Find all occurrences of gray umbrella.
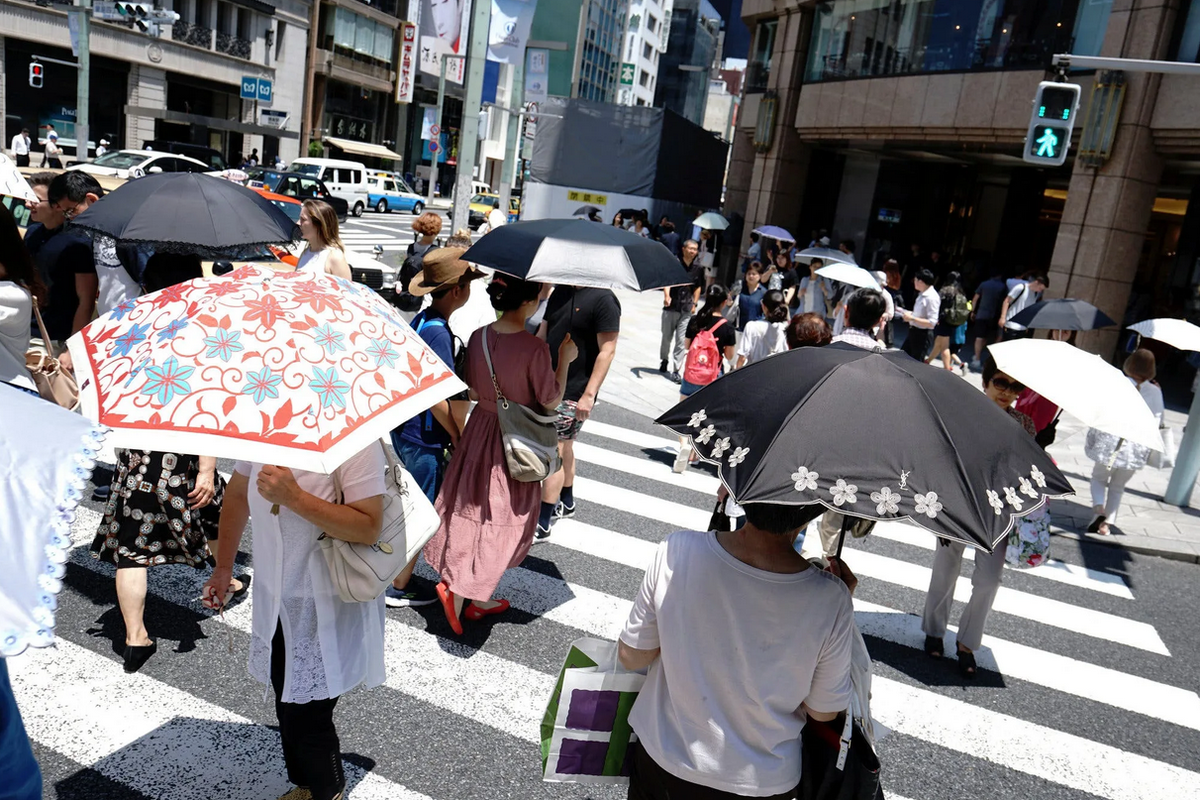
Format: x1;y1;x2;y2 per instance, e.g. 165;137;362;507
794;247;856;266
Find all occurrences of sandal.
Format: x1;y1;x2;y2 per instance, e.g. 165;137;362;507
956;647;977;679
463;599;511;622
923;635;944;659
1086;514;1106;534
436;582;463;636
1096;521;1112;536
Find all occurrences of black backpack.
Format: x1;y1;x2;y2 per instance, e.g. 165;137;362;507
395;241;436;312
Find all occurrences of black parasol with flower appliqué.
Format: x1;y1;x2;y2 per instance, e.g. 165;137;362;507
655;343;1073;551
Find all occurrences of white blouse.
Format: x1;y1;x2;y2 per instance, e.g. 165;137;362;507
295;247;333;275
0;281;34;391
234;443;387;703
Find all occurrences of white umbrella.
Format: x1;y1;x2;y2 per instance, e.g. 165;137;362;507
988;339;1162;451
1129;318;1200;352
0;152;36;202
793;246;856;266
1;384;107;655
692;212;729;230
816;262;880;289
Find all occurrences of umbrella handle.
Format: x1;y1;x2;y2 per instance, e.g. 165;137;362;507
835;514;854;560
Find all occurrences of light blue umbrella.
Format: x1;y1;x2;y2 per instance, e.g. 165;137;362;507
692;212;729;230
752;225;795;242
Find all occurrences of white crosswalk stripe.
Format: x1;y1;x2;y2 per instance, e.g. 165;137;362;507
14;412;1200;800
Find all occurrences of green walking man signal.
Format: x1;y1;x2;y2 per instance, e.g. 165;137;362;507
1023;81;1081;167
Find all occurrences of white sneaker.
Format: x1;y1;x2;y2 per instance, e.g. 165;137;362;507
672;443;691;473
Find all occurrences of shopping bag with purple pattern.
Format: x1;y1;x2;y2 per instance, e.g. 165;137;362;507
541;637;644;785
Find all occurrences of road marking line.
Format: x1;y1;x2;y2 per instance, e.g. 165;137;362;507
572;440;720;494
579;419;679;451
9;638;433;800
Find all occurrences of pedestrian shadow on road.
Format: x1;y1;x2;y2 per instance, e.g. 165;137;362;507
860;630;1008;690
51;717;380;799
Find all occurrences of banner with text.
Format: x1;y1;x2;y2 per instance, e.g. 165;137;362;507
396;22;417;103
416;0;469;85
524;47;549;104
487;0;539;64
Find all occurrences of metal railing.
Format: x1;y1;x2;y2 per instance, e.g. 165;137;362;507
171;20;213;50
216;31;252;60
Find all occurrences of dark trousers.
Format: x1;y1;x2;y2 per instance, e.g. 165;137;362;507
14;154;30;168
270;623;344;800
901;327;932;361
627;742;797;800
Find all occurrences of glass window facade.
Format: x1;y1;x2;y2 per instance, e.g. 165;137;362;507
745;18;777;93
578;0;626;102
805;0;1112;83
328;7;394;64
1177;0;1200;62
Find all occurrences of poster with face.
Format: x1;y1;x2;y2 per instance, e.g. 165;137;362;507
418;0;469;84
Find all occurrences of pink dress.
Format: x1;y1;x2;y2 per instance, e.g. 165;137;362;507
423;326;560;600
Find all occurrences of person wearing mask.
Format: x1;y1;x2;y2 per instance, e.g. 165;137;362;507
385;248;483;609
659;238;704;380
296;200;351;280
922;354;1036;678
91;253;231;674
619;502;857;798
204;439;387;800
999;273;1048;341
658;220;680;258
22;171;97;366
734;262;766;333
1084;349;1164;536
672;285;736;473
0;203;44;396
900;268;940;361
10;128;31;167
537;283;621;538
969;267;1010;372
735;288;788;368
425;276;577;632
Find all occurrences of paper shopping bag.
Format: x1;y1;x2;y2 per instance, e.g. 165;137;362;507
540;637;645;785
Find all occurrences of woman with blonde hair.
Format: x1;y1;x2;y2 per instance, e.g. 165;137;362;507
296;199;351;280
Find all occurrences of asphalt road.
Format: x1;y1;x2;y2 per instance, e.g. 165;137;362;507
11;401;1200;800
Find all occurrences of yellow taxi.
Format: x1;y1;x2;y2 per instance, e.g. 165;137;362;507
468;193;521;229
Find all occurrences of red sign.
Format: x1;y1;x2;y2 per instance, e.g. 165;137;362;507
396;23;417;105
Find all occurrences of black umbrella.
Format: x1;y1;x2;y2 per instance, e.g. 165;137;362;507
572;204;602;216
67;173;300;258
461;218;691;291
656;343;1072;550
1008;298;1116;331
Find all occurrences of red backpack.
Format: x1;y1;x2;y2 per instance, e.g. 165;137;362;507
683;318;728;386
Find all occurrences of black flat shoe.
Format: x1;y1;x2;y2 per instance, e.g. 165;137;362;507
1086;514;1106;534
957;648;977;679
924;635;944;659
230;573;251;600
123;640;157;673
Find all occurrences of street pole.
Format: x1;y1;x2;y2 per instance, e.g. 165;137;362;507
450;0;493;234
426;55;449;209
75;0;91;162
497;55;525;220
1165;391;1200;506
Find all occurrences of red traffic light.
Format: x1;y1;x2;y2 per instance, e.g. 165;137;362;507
28;62;43;88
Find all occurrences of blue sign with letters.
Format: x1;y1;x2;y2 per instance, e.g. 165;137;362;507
240;76;273;103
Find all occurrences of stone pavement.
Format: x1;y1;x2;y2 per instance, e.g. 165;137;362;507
599;287;1200;563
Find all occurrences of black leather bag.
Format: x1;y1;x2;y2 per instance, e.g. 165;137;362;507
799;712;883;800
708;499;731;532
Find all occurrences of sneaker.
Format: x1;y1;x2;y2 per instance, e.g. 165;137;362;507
384;584;437;608
533;524;552;544
659;359;668;373
672;443;691;474
669;371;682;384
968;359;982;373
91;485;111;502
555;501;576;520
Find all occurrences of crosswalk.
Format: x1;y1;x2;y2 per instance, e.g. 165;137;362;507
10;403;1200;800
339;215;422;253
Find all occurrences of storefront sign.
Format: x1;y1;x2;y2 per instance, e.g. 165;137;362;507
396;23;417;104
487;0;539;64
619;63;635;86
259;109;289;129
241;76;273;103
524;48;549;104
567;190;607;205
877;208;901;224
329;115;374;142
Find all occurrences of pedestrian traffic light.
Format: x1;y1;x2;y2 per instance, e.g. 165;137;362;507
28;61;43;89
1023;81;1081;167
117;3;150;31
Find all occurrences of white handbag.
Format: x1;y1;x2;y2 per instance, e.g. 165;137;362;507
319;440;441;603
1148;425;1177;470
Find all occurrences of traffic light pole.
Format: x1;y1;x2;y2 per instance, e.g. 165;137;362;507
450;0;493;234
74;0;91;162
426;55;451;209
496;56;524;222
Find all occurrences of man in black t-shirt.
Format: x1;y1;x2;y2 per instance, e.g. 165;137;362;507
536;286;621;541
660;239;704;380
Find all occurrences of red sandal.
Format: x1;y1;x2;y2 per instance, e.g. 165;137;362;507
436;582;463;636
463;599;511;622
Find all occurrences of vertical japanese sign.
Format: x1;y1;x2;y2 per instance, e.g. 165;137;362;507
487;0;539;64
418;0;469;85
396;22;417;103
524;47;549;104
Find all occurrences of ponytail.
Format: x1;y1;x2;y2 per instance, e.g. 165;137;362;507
695;284;728;325
762;290;788;323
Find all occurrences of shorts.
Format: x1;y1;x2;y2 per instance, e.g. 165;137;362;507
554;400;586;441
933;321;958;338
679;378;707;396
972;317;1000;341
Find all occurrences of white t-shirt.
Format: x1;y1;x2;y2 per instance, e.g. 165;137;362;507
487;208;507;230
0;282;35;391
1003;281;1037;330
621;531;855;796
737;319;788;365
233;443;387;703
93;236;141;316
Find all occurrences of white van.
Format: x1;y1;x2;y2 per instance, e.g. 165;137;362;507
288;157;370;217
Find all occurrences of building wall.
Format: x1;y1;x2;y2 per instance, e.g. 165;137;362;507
617;0;669;107
655;0;720;125
528;0;585;98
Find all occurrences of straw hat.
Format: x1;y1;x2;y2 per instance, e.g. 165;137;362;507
408;247;483;296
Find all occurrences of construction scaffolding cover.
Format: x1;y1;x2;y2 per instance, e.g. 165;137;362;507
529;98;726;208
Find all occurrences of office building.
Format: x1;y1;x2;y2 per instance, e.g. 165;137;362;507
654;0;721;126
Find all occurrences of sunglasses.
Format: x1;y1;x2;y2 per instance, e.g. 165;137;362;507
990;376;1026;393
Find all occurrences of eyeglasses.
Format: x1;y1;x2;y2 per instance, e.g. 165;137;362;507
54;200;86;220
990;377;1026;393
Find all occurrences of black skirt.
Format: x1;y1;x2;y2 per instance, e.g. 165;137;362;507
90;449;224;568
